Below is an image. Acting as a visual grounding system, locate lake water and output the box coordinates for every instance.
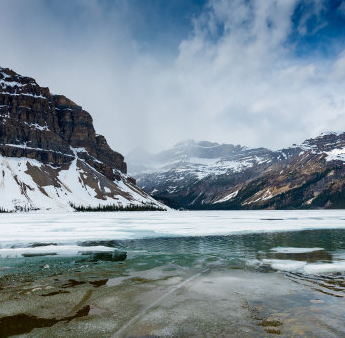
[1,210,345,337]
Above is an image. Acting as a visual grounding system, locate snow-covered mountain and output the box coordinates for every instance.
[128,133,345,209]
[127,140,277,196]
[0,66,165,211]
[128,140,274,178]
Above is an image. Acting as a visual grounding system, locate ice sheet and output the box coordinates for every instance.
[258,258,345,274]
[0,245,115,258]
[262,259,307,272]
[0,210,345,250]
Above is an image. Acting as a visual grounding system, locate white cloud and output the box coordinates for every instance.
[144,0,345,150]
[0,0,344,158]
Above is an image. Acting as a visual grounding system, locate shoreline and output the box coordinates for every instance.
[0,265,344,337]
[1,212,345,337]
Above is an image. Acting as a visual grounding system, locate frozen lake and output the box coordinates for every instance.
[1,210,345,275]
[1,210,345,337]
[1,209,345,247]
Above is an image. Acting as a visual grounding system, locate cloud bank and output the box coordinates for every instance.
[0,0,345,156]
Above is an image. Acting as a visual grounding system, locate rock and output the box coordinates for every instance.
[128,132,345,210]
[0,66,165,211]
[0,67,126,177]
[87,251,127,262]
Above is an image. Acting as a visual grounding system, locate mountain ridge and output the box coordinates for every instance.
[128,132,345,210]
[0,66,165,211]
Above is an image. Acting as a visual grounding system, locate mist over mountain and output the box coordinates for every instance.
[128,133,345,210]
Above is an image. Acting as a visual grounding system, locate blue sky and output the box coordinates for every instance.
[34,0,345,58]
[0,0,345,155]
[43,0,207,53]
[290,0,345,58]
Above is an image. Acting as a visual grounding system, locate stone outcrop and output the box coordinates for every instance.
[0,67,126,179]
[0,66,165,211]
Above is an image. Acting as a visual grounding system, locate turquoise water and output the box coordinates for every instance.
[1,224,345,337]
[2,229,345,284]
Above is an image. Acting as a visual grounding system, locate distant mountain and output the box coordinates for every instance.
[127,133,345,209]
[0,66,165,211]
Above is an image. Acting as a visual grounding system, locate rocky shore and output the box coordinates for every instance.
[0,261,344,338]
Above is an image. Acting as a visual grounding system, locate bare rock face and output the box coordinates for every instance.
[0,66,164,211]
[0,67,126,179]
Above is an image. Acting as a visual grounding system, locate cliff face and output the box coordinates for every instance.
[0,66,164,211]
[0,67,126,178]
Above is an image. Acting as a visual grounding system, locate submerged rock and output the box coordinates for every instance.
[86,250,127,262]
[0,305,90,338]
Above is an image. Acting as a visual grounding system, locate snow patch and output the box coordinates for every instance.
[0,154,164,212]
[325,147,345,162]
[214,190,239,204]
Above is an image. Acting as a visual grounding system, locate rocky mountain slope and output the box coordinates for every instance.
[127,134,345,209]
[0,66,165,211]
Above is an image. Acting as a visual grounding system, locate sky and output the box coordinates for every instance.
[1,0,345,155]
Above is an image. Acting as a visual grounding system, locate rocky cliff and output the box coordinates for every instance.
[128,133,345,210]
[0,66,165,211]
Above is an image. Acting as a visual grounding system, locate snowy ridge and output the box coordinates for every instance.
[128,140,274,196]
[0,151,165,212]
[0,65,166,212]
[128,133,345,210]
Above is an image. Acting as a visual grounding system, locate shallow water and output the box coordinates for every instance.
[1,211,345,337]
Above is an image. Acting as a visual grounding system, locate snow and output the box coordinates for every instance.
[214,190,239,204]
[23,122,50,131]
[0,79,25,88]
[5,144,74,158]
[270,247,324,253]
[0,91,47,99]
[0,210,344,248]
[1,210,345,275]
[72,147,87,153]
[325,147,345,162]
[319,131,342,137]
[138,157,255,180]
[242,189,274,205]
[189,157,221,165]
[0,155,163,212]
[261,189,273,201]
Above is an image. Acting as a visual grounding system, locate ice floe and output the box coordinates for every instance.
[270,247,324,254]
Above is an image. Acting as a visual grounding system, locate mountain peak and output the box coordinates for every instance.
[130,132,345,210]
[174,139,226,149]
[0,66,164,211]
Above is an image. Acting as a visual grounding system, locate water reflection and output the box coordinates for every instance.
[2,229,345,295]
